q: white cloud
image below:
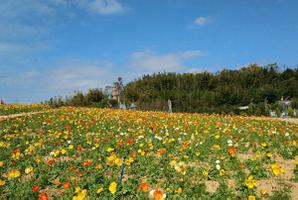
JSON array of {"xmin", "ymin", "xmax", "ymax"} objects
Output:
[
  {"xmin": 47, "ymin": 60, "xmax": 113, "ymax": 91},
  {"xmin": 130, "ymin": 50, "xmax": 204, "ymax": 72},
  {"xmin": 87, "ymin": 0, "xmax": 125, "ymax": 15},
  {"xmin": 194, "ymin": 16, "xmax": 210, "ymax": 26}
]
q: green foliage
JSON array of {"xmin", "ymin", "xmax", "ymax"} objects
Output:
[
  {"xmin": 124, "ymin": 64, "xmax": 298, "ymax": 115},
  {"xmin": 47, "ymin": 88, "xmax": 109, "ymax": 108}
]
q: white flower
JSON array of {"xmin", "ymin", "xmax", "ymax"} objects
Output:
[
  {"xmin": 138, "ymin": 135, "xmax": 144, "ymax": 139},
  {"xmin": 285, "ymin": 132, "xmax": 289, "ymax": 137},
  {"xmin": 216, "ymin": 160, "xmax": 220, "ymax": 164},
  {"xmin": 155, "ymin": 136, "xmax": 163, "ymax": 141},
  {"xmin": 216, "ymin": 164, "xmax": 221, "ymax": 170}
]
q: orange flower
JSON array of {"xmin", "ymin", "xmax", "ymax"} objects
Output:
[
  {"xmin": 227, "ymin": 147, "xmax": 237, "ymax": 154},
  {"xmin": 139, "ymin": 182, "xmax": 150, "ymax": 192},
  {"xmin": 63, "ymin": 181, "xmax": 70, "ymax": 189},
  {"xmin": 153, "ymin": 190, "xmax": 165, "ymax": 200},
  {"xmin": 149, "ymin": 189, "xmax": 166, "ymax": 200},
  {"xmin": 39, "ymin": 193, "xmax": 49, "ymax": 200},
  {"xmin": 157, "ymin": 148, "xmax": 167, "ymax": 155}
]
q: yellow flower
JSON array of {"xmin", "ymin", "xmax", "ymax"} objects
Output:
[
  {"xmin": 7, "ymin": 169, "xmax": 21, "ymax": 178},
  {"xmin": 266, "ymin": 152, "xmax": 272, "ymax": 158},
  {"xmin": 176, "ymin": 187, "xmax": 183, "ymax": 193},
  {"xmin": 61, "ymin": 149, "xmax": 67, "ymax": 154},
  {"xmin": 219, "ymin": 169, "xmax": 225, "ymax": 176},
  {"xmin": 25, "ymin": 166, "xmax": 33, "ymax": 174},
  {"xmin": 0, "ymin": 161, "xmax": 4, "ymax": 167},
  {"xmin": 73, "ymin": 189, "xmax": 87, "ymax": 200},
  {"xmin": 68, "ymin": 144, "xmax": 74, "ymax": 150},
  {"xmin": 261, "ymin": 142, "xmax": 267, "ymax": 147},
  {"xmin": 106, "ymin": 147, "xmax": 114, "ymax": 152},
  {"xmin": 244, "ymin": 175, "xmax": 257, "ymax": 189},
  {"xmin": 125, "ymin": 157, "xmax": 134, "ymax": 166},
  {"xmin": 0, "ymin": 179, "xmax": 6, "ymax": 186},
  {"xmin": 109, "ymin": 182, "xmax": 117, "ymax": 195},
  {"xmin": 107, "ymin": 153, "xmax": 117, "ymax": 165},
  {"xmin": 248, "ymin": 195, "xmax": 256, "ymax": 200},
  {"xmin": 260, "ymin": 189, "xmax": 268, "ymax": 196},
  {"xmin": 212, "ymin": 144, "xmax": 221, "ymax": 150},
  {"xmin": 203, "ymin": 170, "xmax": 209, "ymax": 177},
  {"xmin": 114, "ymin": 158, "xmax": 122, "ymax": 167},
  {"xmin": 271, "ymin": 163, "xmax": 284, "ymax": 176},
  {"xmin": 96, "ymin": 187, "xmax": 104, "ymax": 194}
]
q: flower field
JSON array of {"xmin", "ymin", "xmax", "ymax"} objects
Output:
[
  {"xmin": 0, "ymin": 107, "xmax": 297, "ymax": 199},
  {"xmin": 0, "ymin": 104, "xmax": 50, "ymax": 116}
]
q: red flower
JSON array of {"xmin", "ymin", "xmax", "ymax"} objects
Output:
[
  {"xmin": 47, "ymin": 160, "xmax": 55, "ymax": 165},
  {"xmin": 32, "ymin": 185, "xmax": 39, "ymax": 192},
  {"xmin": 39, "ymin": 193, "xmax": 49, "ymax": 200},
  {"xmin": 76, "ymin": 145, "xmax": 83, "ymax": 152}
]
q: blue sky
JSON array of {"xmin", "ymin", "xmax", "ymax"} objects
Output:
[{"xmin": 1, "ymin": 0, "xmax": 298, "ymax": 103}]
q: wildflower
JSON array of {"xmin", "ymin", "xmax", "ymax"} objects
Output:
[
  {"xmin": 61, "ymin": 149, "xmax": 67, "ymax": 154},
  {"xmin": 248, "ymin": 195, "xmax": 256, "ymax": 200},
  {"xmin": 32, "ymin": 185, "xmax": 39, "ymax": 192},
  {"xmin": 176, "ymin": 187, "xmax": 183, "ymax": 194},
  {"xmin": 95, "ymin": 164, "xmax": 102, "ymax": 169},
  {"xmin": 7, "ymin": 169, "xmax": 21, "ymax": 178},
  {"xmin": 266, "ymin": 152, "xmax": 272, "ymax": 158},
  {"xmin": 203, "ymin": 170, "xmax": 209, "ymax": 177},
  {"xmin": 0, "ymin": 161, "xmax": 4, "ymax": 167},
  {"xmin": 106, "ymin": 147, "xmax": 114, "ymax": 152},
  {"xmin": 11, "ymin": 149, "xmax": 20, "ymax": 159},
  {"xmin": 63, "ymin": 181, "xmax": 70, "ymax": 189},
  {"xmin": 0, "ymin": 179, "xmax": 6, "ymax": 186},
  {"xmin": 114, "ymin": 158, "xmax": 122, "ymax": 167},
  {"xmin": 139, "ymin": 182, "xmax": 150, "ymax": 192},
  {"xmin": 261, "ymin": 142, "xmax": 267, "ymax": 148},
  {"xmin": 73, "ymin": 189, "xmax": 87, "ymax": 200},
  {"xmin": 260, "ymin": 189, "xmax": 268, "ymax": 196},
  {"xmin": 39, "ymin": 193, "xmax": 49, "ymax": 200},
  {"xmin": 174, "ymin": 162, "xmax": 187, "ymax": 175},
  {"xmin": 271, "ymin": 163, "xmax": 284, "ymax": 176},
  {"xmin": 227, "ymin": 147, "xmax": 237, "ymax": 155},
  {"xmin": 109, "ymin": 182, "xmax": 117, "ymax": 195},
  {"xmin": 25, "ymin": 166, "xmax": 33, "ymax": 174},
  {"xmin": 107, "ymin": 153, "xmax": 117, "ymax": 165},
  {"xmin": 68, "ymin": 144, "xmax": 74, "ymax": 150},
  {"xmin": 96, "ymin": 187, "xmax": 104, "ymax": 194},
  {"xmin": 149, "ymin": 189, "xmax": 166, "ymax": 200},
  {"xmin": 216, "ymin": 164, "xmax": 221, "ymax": 170},
  {"xmin": 219, "ymin": 169, "xmax": 225, "ymax": 176},
  {"xmin": 244, "ymin": 175, "xmax": 257, "ymax": 189}
]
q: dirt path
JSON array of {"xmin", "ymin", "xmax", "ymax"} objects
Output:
[{"xmin": 0, "ymin": 110, "xmax": 53, "ymax": 122}]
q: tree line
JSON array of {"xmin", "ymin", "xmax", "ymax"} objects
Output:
[
  {"xmin": 47, "ymin": 64, "xmax": 298, "ymax": 116},
  {"xmin": 124, "ymin": 64, "xmax": 298, "ymax": 115}
]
